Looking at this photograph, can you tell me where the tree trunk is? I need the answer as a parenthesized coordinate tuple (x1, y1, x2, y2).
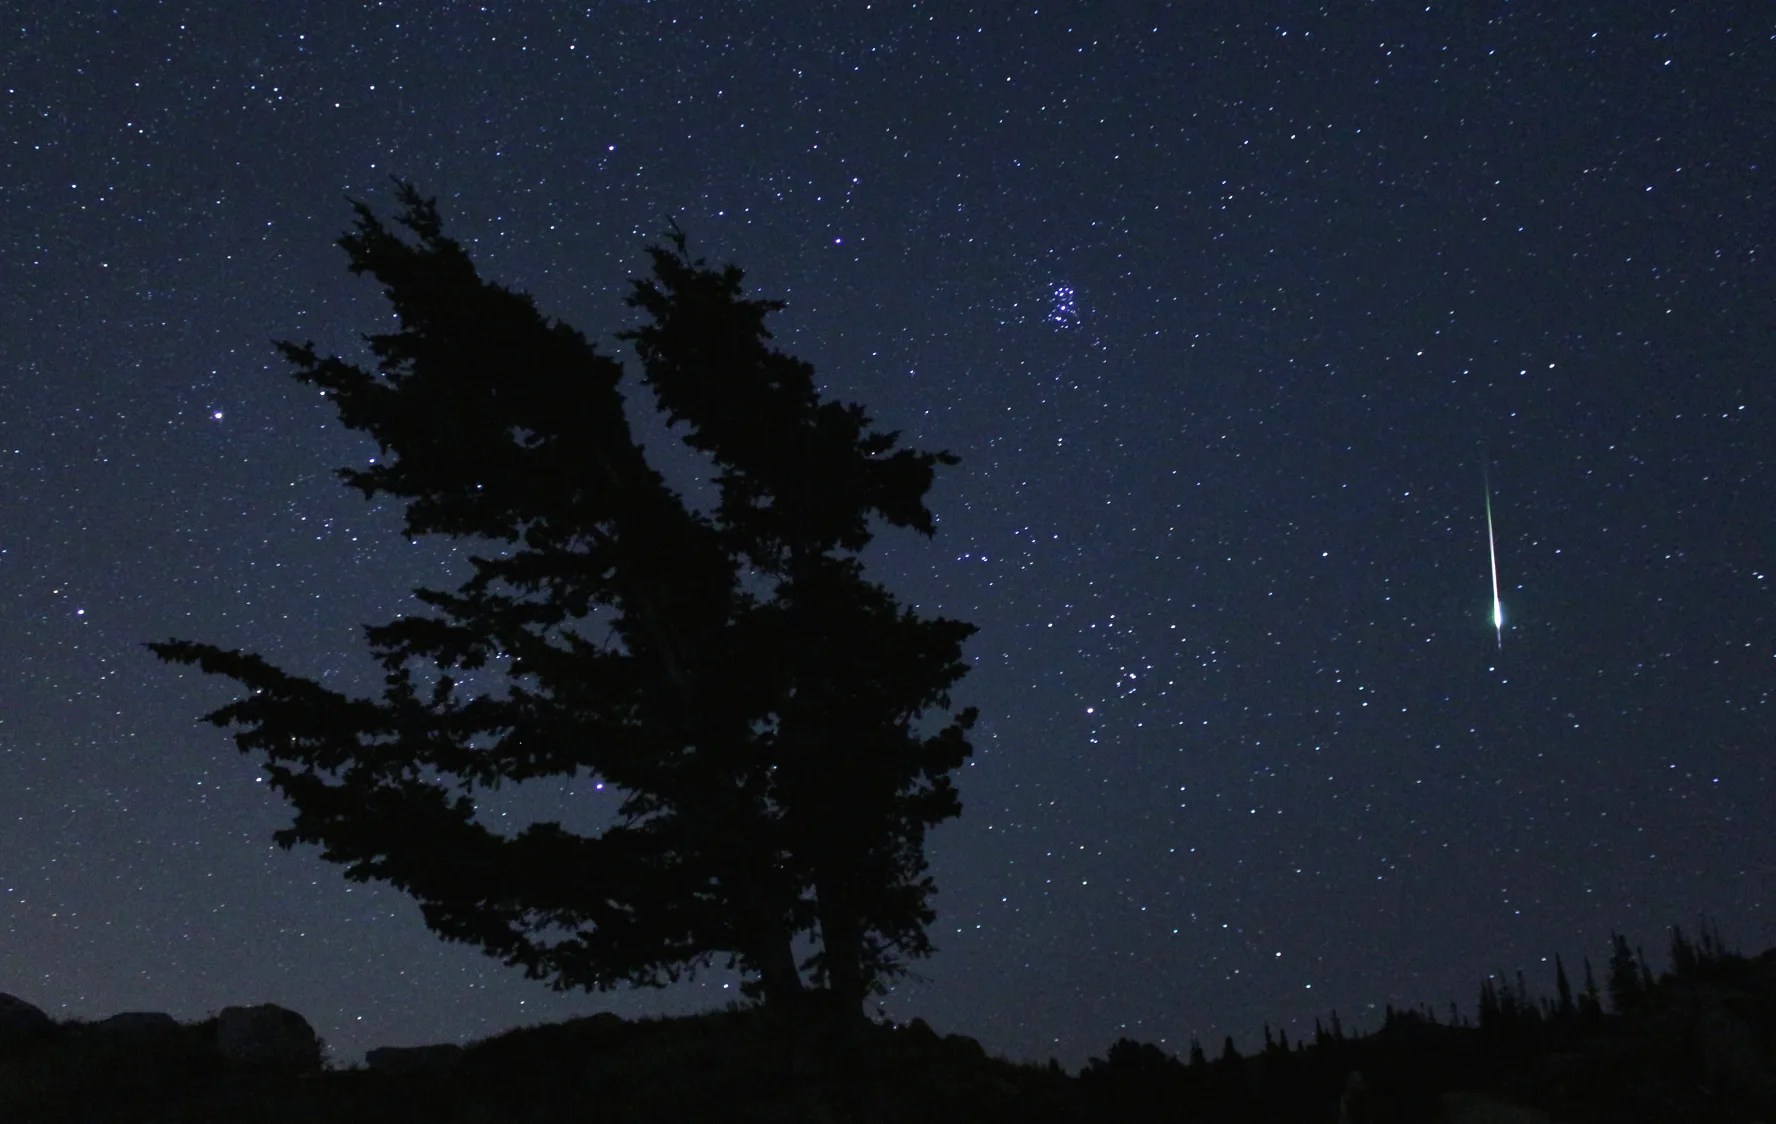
(816, 871, 868, 1016)
(752, 927, 805, 1007)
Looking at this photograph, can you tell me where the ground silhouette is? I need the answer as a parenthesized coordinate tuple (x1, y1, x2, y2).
(3, 931, 1771, 1122)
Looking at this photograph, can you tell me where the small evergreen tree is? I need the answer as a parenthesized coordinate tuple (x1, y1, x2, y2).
(1608, 933, 1643, 1014)
(1698, 916, 1733, 965)
(1670, 924, 1698, 980)
(1478, 977, 1501, 1029)
(1579, 957, 1604, 1024)
(1554, 954, 1575, 1019)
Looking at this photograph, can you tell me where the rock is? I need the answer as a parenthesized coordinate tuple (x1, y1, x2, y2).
(92, 1011, 183, 1037)
(0, 993, 53, 1052)
(366, 1042, 464, 1074)
(214, 1003, 322, 1072)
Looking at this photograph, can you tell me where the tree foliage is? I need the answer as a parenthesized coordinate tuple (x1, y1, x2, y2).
(150, 183, 977, 1013)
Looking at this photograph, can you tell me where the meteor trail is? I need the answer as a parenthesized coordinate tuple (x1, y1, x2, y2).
(1484, 465, 1503, 648)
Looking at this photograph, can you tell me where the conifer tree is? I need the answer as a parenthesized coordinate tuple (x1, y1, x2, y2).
(1477, 978, 1496, 1027)
(1607, 933, 1643, 1014)
(1698, 915, 1733, 965)
(1554, 954, 1575, 1019)
(150, 184, 976, 1014)
(1670, 924, 1698, 980)
(1578, 957, 1604, 1024)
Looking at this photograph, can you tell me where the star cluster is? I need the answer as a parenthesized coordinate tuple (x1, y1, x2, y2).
(2, 2, 1771, 1065)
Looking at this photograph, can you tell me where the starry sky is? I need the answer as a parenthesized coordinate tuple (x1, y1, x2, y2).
(3, 0, 1772, 1068)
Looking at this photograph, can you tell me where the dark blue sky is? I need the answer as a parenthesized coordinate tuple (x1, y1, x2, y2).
(3, 1, 1771, 1066)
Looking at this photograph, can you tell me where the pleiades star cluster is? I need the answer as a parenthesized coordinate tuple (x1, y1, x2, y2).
(2, 2, 1770, 1066)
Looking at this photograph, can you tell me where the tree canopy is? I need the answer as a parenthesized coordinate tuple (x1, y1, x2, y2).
(150, 183, 977, 1014)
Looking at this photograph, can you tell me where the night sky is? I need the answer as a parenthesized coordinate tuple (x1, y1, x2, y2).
(4, 1, 1772, 1067)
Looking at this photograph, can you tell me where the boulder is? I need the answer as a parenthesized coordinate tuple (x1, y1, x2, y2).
(366, 1042, 464, 1074)
(0, 993, 53, 1052)
(214, 1003, 321, 1072)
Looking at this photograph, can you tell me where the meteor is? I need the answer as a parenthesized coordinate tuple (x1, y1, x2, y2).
(1483, 465, 1503, 648)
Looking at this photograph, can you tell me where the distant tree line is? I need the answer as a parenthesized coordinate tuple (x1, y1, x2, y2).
(1078, 920, 1769, 1123)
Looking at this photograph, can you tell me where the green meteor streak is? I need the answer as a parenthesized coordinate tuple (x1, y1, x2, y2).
(1484, 467, 1503, 648)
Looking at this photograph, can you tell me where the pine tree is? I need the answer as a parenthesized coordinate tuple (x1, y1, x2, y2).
(1478, 977, 1501, 1029)
(149, 184, 977, 1014)
(1607, 933, 1643, 1014)
(1578, 957, 1603, 1024)
(1670, 924, 1698, 980)
(1701, 916, 1732, 963)
(1699, 918, 1723, 964)
(1694, 915, 1738, 972)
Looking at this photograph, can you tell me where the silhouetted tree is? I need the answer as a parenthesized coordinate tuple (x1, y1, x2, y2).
(1578, 957, 1604, 1024)
(1608, 933, 1644, 1014)
(1670, 923, 1699, 980)
(1696, 915, 1734, 966)
(1554, 954, 1575, 1020)
(149, 184, 976, 1016)
(1479, 973, 1536, 1032)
